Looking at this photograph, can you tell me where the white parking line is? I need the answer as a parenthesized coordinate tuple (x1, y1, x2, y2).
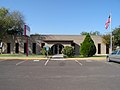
(16, 60, 26, 66)
(33, 60, 40, 62)
(44, 59, 50, 66)
(85, 60, 93, 62)
(75, 60, 82, 66)
(50, 58, 65, 61)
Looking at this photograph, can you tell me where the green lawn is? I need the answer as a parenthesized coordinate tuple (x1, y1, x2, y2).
(0, 54, 45, 58)
(64, 55, 106, 58)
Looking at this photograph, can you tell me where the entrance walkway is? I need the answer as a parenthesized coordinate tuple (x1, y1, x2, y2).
(50, 54, 65, 60)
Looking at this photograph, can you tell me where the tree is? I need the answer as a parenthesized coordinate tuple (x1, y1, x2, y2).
(80, 31, 101, 35)
(0, 7, 25, 54)
(7, 11, 25, 54)
(112, 26, 120, 47)
(7, 11, 25, 35)
(0, 7, 12, 54)
(102, 34, 110, 45)
(102, 26, 120, 50)
(80, 34, 96, 57)
(62, 46, 74, 57)
(90, 31, 100, 35)
(0, 7, 10, 40)
(80, 32, 89, 35)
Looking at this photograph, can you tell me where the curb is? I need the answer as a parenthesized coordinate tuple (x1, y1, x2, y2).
(0, 57, 47, 60)
(0, 57, 106, 60)
(66, 57, 106, 60)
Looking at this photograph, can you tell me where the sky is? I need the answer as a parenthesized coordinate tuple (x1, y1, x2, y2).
(0, 0, 120, 35)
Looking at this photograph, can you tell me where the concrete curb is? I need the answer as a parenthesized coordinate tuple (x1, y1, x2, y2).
(0, 57, 47, 60)
(66, 57, 106, 60)
(0, 57, 106, 60)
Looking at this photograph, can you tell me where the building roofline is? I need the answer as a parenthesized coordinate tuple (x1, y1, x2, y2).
(31, 34, 102, 37)
(43, 40, 73, 42)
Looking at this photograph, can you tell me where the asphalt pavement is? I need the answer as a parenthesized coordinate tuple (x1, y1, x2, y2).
(0, 59, 120, 90)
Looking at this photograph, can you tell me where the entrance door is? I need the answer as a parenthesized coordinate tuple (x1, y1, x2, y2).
(51, 44, 64, 55)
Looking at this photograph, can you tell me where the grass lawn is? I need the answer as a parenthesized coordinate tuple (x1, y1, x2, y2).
(0, 54, 45, 58)
(64, 55, 106, 58)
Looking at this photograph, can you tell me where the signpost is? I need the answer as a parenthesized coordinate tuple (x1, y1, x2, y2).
(24, 24, 30, 56)
(45, 46, 49, 51)
(44, 46, 49, 58)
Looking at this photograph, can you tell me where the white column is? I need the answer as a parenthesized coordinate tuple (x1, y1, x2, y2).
(57, 44, 59, 54)
(53, 46, 55, 54)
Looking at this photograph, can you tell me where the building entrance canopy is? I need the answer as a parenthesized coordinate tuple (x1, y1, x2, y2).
(43, 40, 73, 55)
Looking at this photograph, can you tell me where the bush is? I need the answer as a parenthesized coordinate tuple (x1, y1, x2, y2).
(41, 47, 52, 55)
(80, 34, 96, 57)
(62, 46, 74, 57)
(41, 47, 47, 55)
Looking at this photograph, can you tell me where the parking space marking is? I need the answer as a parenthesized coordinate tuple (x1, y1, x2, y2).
(33, 60, 40, 62)
(75, 60, 82, 66)
(16, 60, 26, 66)
(50, 58, 65, 61)
(85, 60, 93, 62)
(44, 59, 50, 66)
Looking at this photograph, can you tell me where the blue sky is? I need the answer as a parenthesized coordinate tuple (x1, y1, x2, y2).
(0, 0, 120, 35)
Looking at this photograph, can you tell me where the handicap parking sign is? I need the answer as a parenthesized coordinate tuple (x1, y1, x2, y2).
(45, 46, 49, 51)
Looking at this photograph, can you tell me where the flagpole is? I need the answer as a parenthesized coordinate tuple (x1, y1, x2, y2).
(110, 13, 112, 53)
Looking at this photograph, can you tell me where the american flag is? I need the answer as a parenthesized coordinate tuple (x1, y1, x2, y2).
(105, 15, 111, 29)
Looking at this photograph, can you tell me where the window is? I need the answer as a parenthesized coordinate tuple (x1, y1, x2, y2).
(111, 50, 117, 55)
(117, 50, 120, 55)
(32, 43, 36, 54)
(98, 43, 101, 54)
(15, 43, 19, 53)
(106, 44, 109, 54)
(71, 43, 75, 51)
(71, 43, 75, 46)
(7, 43, 11, 53)
(24, 43, 26, 54)
(41, 43, 45, 48)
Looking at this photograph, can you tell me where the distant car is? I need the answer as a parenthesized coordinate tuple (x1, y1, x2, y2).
(107, 49, 120, 62)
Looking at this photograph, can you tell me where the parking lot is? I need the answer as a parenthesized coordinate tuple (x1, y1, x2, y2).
(0, 59, 120, 90)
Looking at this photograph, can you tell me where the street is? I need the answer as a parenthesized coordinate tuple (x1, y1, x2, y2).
(0, 59, 120, 90)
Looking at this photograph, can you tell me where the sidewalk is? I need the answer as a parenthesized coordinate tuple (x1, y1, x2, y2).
(52, 54, 64, 58)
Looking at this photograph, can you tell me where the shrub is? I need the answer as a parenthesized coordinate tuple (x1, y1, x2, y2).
(41, 47, 52, 55)
(41, 47, 47, 55)
(62, 46, 74, 57)
(80, 34, 96, 57)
